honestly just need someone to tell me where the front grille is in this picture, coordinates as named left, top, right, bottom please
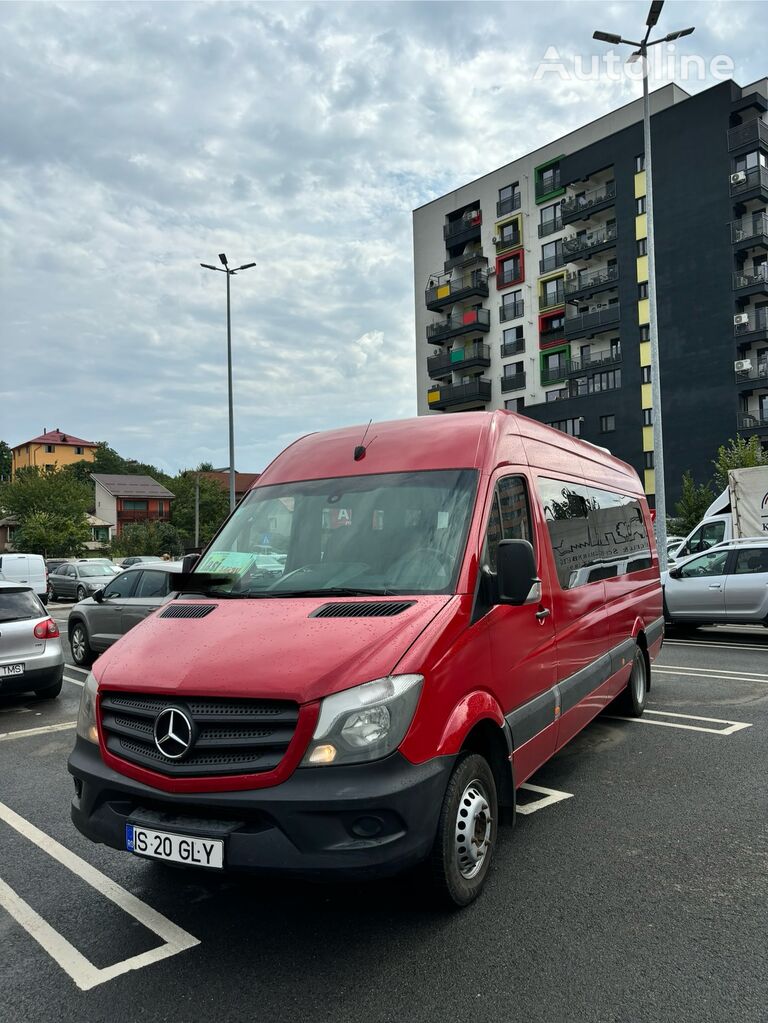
left=310, top=600, right=415, bottom=618
left=100, top=691, right=299, bottom=777
left=159, top=604, right=218, bottom=619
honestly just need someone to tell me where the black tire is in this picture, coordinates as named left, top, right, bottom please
left=47, top=583, right=57, bottom=602
left=428, top=752, right=498, bottom=908
left=39, top=593, right=48, bottom=606
left=70, top=620, right=94, bottom=667
left=35, top=679, right=63, bottom=699
left=614, top=645, right=648, bottom=717
left=76, top=586, right=86, bottom=602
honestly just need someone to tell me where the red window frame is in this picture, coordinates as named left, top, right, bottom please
left=495, top=248, right=525, bottom=291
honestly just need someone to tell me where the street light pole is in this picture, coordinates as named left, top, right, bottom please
left=593, top=1, right=694, bottom=572
left=200, top=254, right=257, bottom=513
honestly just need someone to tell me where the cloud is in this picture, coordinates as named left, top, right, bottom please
left=0, top=0, right=762, bottom=473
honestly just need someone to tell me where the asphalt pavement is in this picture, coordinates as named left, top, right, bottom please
left=1, top=606, right=766, bottom=1022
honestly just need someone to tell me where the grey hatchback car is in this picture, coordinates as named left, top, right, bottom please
left=48, top=562, right=118, bottom=603
left=68, top=561, right=184, bottom=666
left=662, top=540, right=768, bottom=627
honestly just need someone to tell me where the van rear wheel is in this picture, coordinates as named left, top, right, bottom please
left=615, top=646, right=648, bottom=717
left=428, top=752, right=497, bottom=908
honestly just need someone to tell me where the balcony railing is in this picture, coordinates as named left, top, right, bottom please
left=496, top=193, right=522, bottom=218
left=561, top=182, right=616, bottom=219
left=495, top=233, right=522, bottom=253
left=563, top=222, right=618, bottom=259
left=735, top=359, right=768, bottom=385
left=541, top=364, right=569, bottom=385
left=737, top=411, right=768, bottom=434
left=118, top=511, right=167, bottom=524
left=536, top=169, right=561, bottom=198
left=540, top=323, right=566, bottom=345
left=425, top=271, right=489, bottom=310
left=730, top=166, right=768, bottom=197
left=444, top=212, right=482, bottom=241
left=733, top=266, right=768, bottom=291
left=731, top=213, right=768, bottom=245
left=498, top=267, right=523, bottom=288
left=728, top=119, right=768, bottom=151
left=564, top=304, right=621, bottom=336
left=538, top=216, right=563, bottom=238
left=566, top=348, right=622, bottom=375
left=427, top=379, right=492, bottom=410
left=500, top=338, right=525, bottom=358
left=735, top=311, right=768, bottom=337
left=539, top=283, right=566, bottom=310
left=443, top=250, right=488, bottom=273
left=499, top=300, right=524, bottom=322
left=501, top=372, right=526, bottom=392
left=426, top=306, right=491, bottom=343
left=427, top=342, right=491, bottom=379
left=564, top=264, right=619, bottom=296
left=539, top=251, right=565, bottom=274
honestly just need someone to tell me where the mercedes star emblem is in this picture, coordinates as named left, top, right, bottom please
left=153, top=707, right=194, bottom=760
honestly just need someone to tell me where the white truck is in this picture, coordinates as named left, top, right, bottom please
left=669, top=466, right=768, bottom=562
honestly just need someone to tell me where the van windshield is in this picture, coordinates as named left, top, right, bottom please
left=195, top=469, right=477, bottom=597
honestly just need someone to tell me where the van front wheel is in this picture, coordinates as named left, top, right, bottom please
left=428, top=752, right=497, bottom=908
left=615, top=646, right=648, bottom=717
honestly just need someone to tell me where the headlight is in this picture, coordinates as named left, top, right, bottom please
left=76, top=671, right=99, bottom=744
left=302, top=674, right=423, bottom=767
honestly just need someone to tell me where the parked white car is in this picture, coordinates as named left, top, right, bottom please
left=0, top=582, right=64, bottom=698
left=662, top=540, right=768, bottom=628
left=0, top=553, right=48, bottom=604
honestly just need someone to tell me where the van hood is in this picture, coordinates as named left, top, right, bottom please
left=94, top=596, right=452, bottom=705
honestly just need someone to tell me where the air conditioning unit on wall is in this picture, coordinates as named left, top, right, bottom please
left=734, top=313, right=750, bottom=325
left=734, top=359, right=752, bottom=372
left=731, top=171, right=747, bottom=185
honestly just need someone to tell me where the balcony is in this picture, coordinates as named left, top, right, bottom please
left=565, top=347, right=622, bottom=376
left=728, top=119, right=768, bottom=152
left=564, top=264, right=619, bottom=301
left=737, top=411, right=768, bottom=438
left=427, top=379, right=492, bottom=411
left=735, top=310, right=768, bottom=344
left=425, top=271, right=489, bottom=311
left=444, top=211, right=482, bottom=249
left=443, top=250, right=488, bottom=273
left=499, top=300, right=524, bottom=322
left=496, top=193, right=521, bottom=218
left=495, top=232, right=522, bottom=254
left=536, top=169, right=561, bottom=200
left=564, top=304, right=621, bottom=338
left=539, top=252, right=565, bottom=274
left=541, top=364, right=569, bottom=385
left=426, top=307, right=491, bottom=344
left=561, top=182, right=616, bottom=224
left=539, top=323, right=566, bottom=347
left=538, top=216, right=563, bottom=238
left=500, top=338, right=525, bottom=358
left=730, top=166, right=768, bottom=200
left=735, top=359, right=768, bottom=388
left=427, top=342, right=491, bottom=380
left=731, top=213, right=768, bottom=251
left=563, top=222, right=618, bottom=261
left=501, top=372, right=526, bottom=392
left=539, top=283, right=566, bottom=312
left=733, top=266, right=768, bottom=297
left=118, top=511, right=167, bottom=524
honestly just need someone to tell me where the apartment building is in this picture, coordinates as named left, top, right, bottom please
left=413, top=78, right=768, bottom=505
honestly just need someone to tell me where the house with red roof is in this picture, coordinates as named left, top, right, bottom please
left=11, top=428, right=98, bottom=477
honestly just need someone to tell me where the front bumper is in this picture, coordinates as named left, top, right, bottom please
left=68, top=738, right=453, bottom=879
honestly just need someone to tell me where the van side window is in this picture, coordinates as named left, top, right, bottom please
left=483, top=476, right=534, bottom=572
left=537, top=478, right=651, bottom=590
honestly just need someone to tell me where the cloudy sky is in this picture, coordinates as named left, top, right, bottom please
left=1, top=0, right=764, bottom=474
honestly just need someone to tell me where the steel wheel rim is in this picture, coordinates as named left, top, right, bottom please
left=76, top=588, right=85, bottom=601
left=72, top=627, right=85, bottom=662
left=632, top=653, right=646, bottom=703
left=455, top=779, right=492, bottom=880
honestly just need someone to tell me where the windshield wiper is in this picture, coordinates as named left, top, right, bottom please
left=264, top=587, right=399, bottom=598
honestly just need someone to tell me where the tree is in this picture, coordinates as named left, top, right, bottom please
left=669, top=472, right=714, bottom=536
left=0, top=440, right=11, bottom=481
left=110, top=521, right=184, bottom=558
left=0, top=466, right=91, bottom=521
left=712, top=436, right=768, bottom=491
left=170, top=472, right=230, bottom=548
left=13, top=511, right=91, bottom=558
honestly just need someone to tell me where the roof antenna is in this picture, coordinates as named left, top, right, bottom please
left=354, top=419, right=374, bottom=461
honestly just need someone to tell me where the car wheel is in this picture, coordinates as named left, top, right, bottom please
left=614, top=646, right=648, bottom=717
left=428, top=752, right=498, bottom=908
left=70, top=621, right=94, bottom=667
left=47, top=583, right=57, bottom=602
left=76, top=586, right=86, bottom=602
left=35, top=679, right=63, bottom=699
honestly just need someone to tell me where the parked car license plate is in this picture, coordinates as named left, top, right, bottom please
left=125, top=823, right=224, bottom=869
left=0, top=663, right=24, bottom=678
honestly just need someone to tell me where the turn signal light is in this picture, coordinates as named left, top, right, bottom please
left=34, top=618, right=60, bottom=640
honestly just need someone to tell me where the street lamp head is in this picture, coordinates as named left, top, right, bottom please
left=665, top=27, right=695, bottom=40
left=627, top=51, right=643, bottom=64
left=219, top=253, right=228, bottom=266
left=200, top=263, right=220, bottom=271
left=646, top=1, right=664, bottom=29
left=593, top=30, right=623, bottom=44
left=235, top=262, right=257, bottom=271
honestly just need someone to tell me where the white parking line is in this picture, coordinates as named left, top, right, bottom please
left=0, top=722, right=77, bottom=742
left=0, top=801, right=200, bottom=991
left=64, top=674, right=85, bottom=688
left=606, top=709, right=752, bottom=736
left=664, top=639, right=767, bottom=653
left=66, top=665, right=89, bottom=675
left=516, top=782, right=574, bottom=815
left=655, top=665, right=768, bottom=685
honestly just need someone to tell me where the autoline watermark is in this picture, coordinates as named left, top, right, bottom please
left=534, top=44, right=734, bottom=83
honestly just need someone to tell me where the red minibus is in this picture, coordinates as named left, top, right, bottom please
left=69, top=412, right=663, bottom=905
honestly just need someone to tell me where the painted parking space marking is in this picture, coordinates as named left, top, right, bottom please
left=0, top=721, right=77, bottom=742
left=516, top=783, right=574, bottom=815
left=64, top=673, right=85, bottom=688
left=0, top=801, right=200, bottom=991
left=606, top=709, right=752, bottom=736
left=664, top=638, right=768, bottom=653
left=654, top=665, right=768, bottom=685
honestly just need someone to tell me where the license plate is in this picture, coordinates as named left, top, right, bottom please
left=0, top=663, right=24, bottom=678
left=125, top=824, right=224, bottom=869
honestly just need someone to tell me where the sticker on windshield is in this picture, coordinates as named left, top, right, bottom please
left=197, top=551, right=258, bottom=575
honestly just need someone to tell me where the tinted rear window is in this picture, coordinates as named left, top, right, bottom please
left=0, top=589, right=44, bottom=622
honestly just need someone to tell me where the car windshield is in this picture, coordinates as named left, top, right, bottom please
left=80, top=564, right=115, bottom=577
left=195, top=469, right=477, bottom=597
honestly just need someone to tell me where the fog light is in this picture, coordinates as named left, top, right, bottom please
left=308, top=743, right=337, bottom=765
left=351, top=816, right=383, bottom=838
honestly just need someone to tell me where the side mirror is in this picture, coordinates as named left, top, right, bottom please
left=496, top=539, right=539, bottom=605
left=93, top=587, right=105, bottom=603
left=668, top=568, right=681, bottom=580
left=181, top=553, right=199, bottom=574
